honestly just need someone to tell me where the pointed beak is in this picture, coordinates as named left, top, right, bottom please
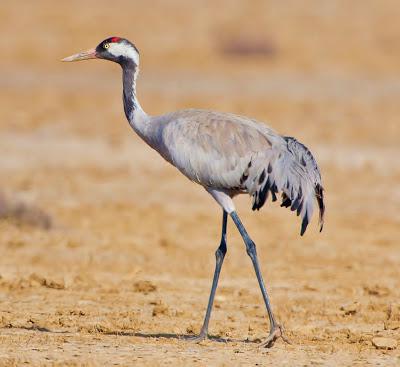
left=61, top=47, right=98, bottom=62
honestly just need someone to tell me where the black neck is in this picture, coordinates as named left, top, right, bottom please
left=121, top=59, right=139, bottom=122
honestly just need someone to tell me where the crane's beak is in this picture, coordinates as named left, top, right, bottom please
left=61, top=48, right=98, bottom=62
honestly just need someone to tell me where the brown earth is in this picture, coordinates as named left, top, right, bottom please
left=0, top=1, right=399, bottom=365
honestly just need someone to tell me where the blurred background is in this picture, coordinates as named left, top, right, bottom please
left=0, top=1, right=399, bottom=365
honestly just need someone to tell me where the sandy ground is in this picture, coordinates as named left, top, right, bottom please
left=0, top=1, right=399, bottom=365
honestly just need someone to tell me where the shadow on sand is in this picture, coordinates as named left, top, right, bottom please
left=104, top=331, right=259, bottom=344
left=3, top=325, right=259, bottom=344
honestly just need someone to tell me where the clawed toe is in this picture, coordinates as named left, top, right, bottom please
left=187, top=333, right=207, bottom=343
left=259, top=324, right=291, bottom=348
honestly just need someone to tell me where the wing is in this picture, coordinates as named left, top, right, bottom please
left=155, top=109, right=279, bottom=190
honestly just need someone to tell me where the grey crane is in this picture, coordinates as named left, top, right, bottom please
left=63, top=37, right=325, bottom=348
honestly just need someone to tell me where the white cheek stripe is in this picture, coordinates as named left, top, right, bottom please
left=109, top=43, right=139, bottom=65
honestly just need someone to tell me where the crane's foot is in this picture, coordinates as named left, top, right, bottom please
left=187, top=331, right=208, bottom=343
left=259, top=324, right=291, bottom=348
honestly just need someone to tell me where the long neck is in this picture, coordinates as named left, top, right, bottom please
left=121, top=60, right=149, bottom=137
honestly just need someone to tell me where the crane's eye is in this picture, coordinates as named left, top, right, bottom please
left=104, top=43, right=110, bottom=49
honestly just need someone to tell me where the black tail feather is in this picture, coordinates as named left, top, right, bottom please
left=296, top=201, right=303, bottom=216
left=300, top=211, right=309, bottom=236
left=315, top=183, right=325, bottom=232
left=281, top=193, right=291, bottom=208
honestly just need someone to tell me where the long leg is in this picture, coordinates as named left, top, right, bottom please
left=190, top=210, right=228, bottom=341
left=230, top=211, right=289, bottom=347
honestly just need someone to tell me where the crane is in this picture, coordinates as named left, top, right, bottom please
left=62, top=37, right=325, bottom=348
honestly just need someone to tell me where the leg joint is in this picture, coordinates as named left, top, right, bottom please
left=246, top=239, right=257, bottom=258
left=215, top=239, right=227, bottom=261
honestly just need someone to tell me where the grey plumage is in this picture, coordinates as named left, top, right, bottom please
left=62, top=37, right=326, bottom=347
left=146, top=109, right=325, bottom=235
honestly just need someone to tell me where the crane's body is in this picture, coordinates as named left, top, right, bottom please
left=145, top=109, right=323, bottom=234
left=63, top=37, right=325, bottom=348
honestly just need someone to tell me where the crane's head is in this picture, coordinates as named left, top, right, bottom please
left=62, top=37, right=139, bottom=66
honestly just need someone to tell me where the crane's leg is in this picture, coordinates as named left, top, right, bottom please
left=189, top=210, right=228, bottom=342
left=230, top=211, right=290, bottom=348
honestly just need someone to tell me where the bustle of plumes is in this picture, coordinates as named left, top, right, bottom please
left=249, top=136, right=325, bottom=236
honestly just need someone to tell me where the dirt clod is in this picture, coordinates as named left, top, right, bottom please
left=29, top=273, right=65, bottom=290
left=133, top=280, right=157, bottom=294
left=364, top=285, right=390, bottom=297
left=340, top=302, right=360, bottom=316
left=372, top=337, right=397, bottom=350
left=152, top=303, right=169, bottom=317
